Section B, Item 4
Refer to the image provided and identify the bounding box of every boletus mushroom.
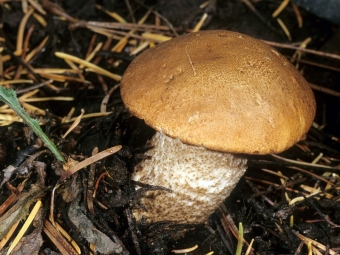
[120,30,316,224]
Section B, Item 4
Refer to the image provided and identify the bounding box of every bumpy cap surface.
[120,30,316,154]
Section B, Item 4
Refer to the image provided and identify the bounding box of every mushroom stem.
[132,132,247,224]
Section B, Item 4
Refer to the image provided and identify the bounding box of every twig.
[309,83,340,98]
[133,0,179,36]
[263,40,340,61]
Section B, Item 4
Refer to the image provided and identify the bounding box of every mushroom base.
[132,132,247,224]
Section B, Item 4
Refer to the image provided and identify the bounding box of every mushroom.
[120,30,316,224]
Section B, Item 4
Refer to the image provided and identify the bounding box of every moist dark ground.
[0,0,340,254]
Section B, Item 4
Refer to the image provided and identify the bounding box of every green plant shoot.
[235,222,244,255]
[0,87,65,163]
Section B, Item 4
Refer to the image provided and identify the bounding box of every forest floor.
[0,0,339,254]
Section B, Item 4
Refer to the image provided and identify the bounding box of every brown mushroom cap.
[120,30,316,154]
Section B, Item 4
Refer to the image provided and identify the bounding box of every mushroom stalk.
[132,132,247,224]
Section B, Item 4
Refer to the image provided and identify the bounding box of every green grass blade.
[0,87,65,162]
[235,222,243,255]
